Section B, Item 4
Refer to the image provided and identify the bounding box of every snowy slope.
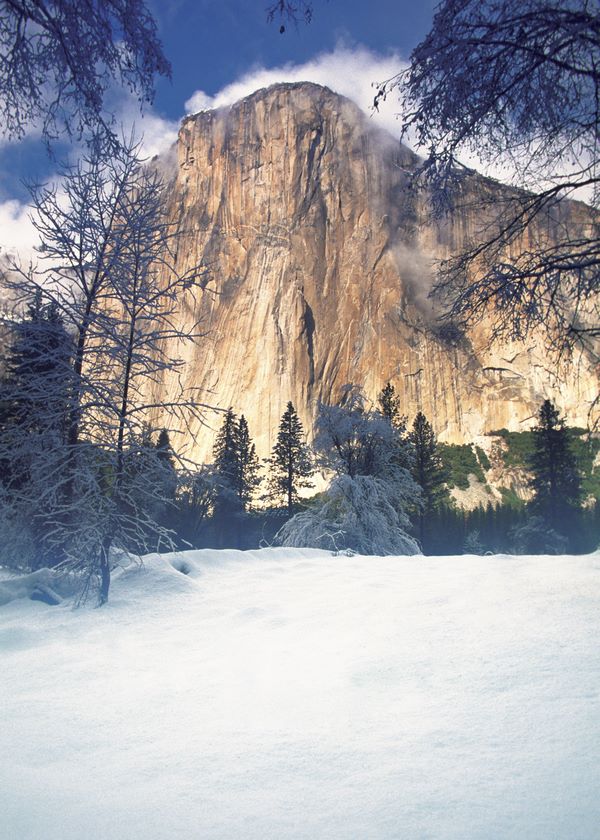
[1,548,599,840]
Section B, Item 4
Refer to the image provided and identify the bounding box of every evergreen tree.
[528,399,581,530]
[154,429,178,528]
[0,292,72,566]
[212,410,260,512]
[377,382,406,431]
[156,429,176,470]
[1,291,72,442]
[212,408,241,513]
[409,411,449,549]
[377,382,412,471]
[235,415,261,510]
[267,401,314,516]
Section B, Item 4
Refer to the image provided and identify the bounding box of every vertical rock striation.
[157,82,598,460]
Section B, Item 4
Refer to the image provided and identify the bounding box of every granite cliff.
[155,82,598,460]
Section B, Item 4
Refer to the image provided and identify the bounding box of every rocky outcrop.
[156,82,598,460]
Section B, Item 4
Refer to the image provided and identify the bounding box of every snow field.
[1,548,599,839]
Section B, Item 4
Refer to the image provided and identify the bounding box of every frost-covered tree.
[267,401,314,515]
[279,389,421,554]
[277,473,420,555]
[463,530,485,555]
[315,388,407,479]
[0,0,170,145]
[0,141,206,603]
[509,515,568,555]
[174,464,218,547]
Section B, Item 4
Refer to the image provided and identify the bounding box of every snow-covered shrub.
[314,389,413,479]
[509,516,568,555]
[0,491,36,572]
[464,530,485,554]
[276,474,421,555]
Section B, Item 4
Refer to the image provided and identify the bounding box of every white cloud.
[116,97,180,160]
[0,199,39,262]
[182,45,595,206]
[0,96,179,258]
[185,44,408,140]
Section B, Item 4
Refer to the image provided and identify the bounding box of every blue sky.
[0,1,438,255]
[151,0,437,120]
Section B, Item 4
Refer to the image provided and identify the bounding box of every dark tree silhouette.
[377,382,406,431]
[213,409,241,511]
[375,0,600,362]
[528,399,581,526]
[0,290,72,566]
[235,415,261,510]
[213,410,260,513]
[409,411,448,548]
[267,401,314,516]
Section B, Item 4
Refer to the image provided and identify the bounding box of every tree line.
[1,257,596,574]
[1,278,597,602]
[195,386,596,557]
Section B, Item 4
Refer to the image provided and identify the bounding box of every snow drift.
[1,547,599,839]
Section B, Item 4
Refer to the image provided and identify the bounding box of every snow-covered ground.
[1,548,599,840]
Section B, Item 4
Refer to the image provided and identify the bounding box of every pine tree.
[212,408,240,512]
[0,292,72,567]
[235,415,261,510]
[377,381,412,471]
[528,399,581,529]
[156,429,175,469]
[267,401,314,516]
[153,428,177,527]
[1,291,71,442]
[409,411,449,549]
[377,382,406,432]
[212,410,260,512]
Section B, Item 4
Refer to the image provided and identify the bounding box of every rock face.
[159,82,598,460]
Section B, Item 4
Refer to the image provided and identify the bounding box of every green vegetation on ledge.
[489,428,600,502]
[439,443,486,490]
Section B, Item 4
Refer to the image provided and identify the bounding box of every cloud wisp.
[185,44,408,139]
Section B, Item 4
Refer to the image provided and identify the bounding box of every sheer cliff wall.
[154,82,598,460]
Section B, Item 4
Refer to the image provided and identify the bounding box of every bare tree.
[373,0,599,362]
[0,0,170,145]
[0,142,209,603]
[266,1,315,30]
[279,2,599,363]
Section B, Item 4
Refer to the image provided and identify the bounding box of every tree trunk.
[98,537,112,605]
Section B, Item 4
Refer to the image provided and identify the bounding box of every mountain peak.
[167,75,597,463]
